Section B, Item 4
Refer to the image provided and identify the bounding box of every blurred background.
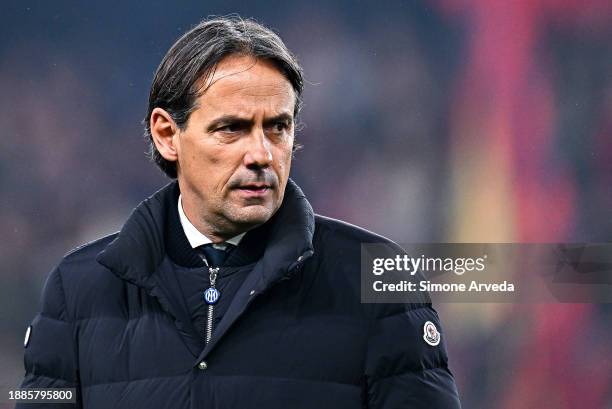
[1,0,611,408]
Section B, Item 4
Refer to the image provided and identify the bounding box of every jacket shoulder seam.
[314,214,396,243]
[63,232,119,259]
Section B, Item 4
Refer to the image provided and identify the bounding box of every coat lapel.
[96,182,203,357]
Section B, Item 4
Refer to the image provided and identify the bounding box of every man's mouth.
[235,184,272,197]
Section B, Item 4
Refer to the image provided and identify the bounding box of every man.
[17,16,461,408]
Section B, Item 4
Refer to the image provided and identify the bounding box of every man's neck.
[178,194,246,248]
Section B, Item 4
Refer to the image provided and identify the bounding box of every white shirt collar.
[178,194,245,250]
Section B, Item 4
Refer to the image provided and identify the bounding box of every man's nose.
[244,128,273,168]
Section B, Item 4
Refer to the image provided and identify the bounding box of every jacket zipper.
[205,266,219,344]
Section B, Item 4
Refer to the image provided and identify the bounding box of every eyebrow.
[206,113,294,132]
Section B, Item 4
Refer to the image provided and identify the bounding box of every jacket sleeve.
[365,303,461,408]
[15,266,82,408]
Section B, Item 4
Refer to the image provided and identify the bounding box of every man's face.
[169,55,296,239]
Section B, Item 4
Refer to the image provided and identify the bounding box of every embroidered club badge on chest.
[423,321,440,346]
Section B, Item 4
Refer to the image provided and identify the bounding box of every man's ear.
[150,107,180,162]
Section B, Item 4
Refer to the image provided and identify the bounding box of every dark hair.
[144,15,304,178]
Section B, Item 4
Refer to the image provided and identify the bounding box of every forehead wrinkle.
[202,97,293,121]
[199,84,295,117]
[193,56,296,120]
[206,66,293,92]
[218,82,291,97]
[201,57,293,98]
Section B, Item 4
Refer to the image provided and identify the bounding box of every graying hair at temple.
[143,15,305,179]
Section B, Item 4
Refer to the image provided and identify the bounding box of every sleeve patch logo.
[24,325,32,348]
[423,321,440,346]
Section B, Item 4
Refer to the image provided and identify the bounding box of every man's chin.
[228,204,276,228]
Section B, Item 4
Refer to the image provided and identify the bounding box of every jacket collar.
[165,182,277,269]
[96,178,315,290]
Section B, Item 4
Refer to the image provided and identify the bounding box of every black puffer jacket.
[17,180,461,408]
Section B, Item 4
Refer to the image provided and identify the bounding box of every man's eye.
[271,122,288,133]
[217,124,241,133]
